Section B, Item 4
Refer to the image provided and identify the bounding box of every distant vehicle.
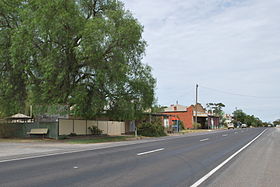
[227,123,234,129]
[241,124,247,128]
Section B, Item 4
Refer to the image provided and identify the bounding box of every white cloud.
[122,0,280,121]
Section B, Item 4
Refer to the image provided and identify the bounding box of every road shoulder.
[203,128,280,187]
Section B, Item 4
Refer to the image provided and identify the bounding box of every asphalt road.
[0,127,273,187]
[204,127,280,187]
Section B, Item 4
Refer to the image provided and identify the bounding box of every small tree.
[207,103,226,126]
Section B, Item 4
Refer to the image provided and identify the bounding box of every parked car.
[227,123,234,129]
[241,124,247,128]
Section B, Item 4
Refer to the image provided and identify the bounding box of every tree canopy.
[206,102,225,116]
[273,119,280,126]
[206,102,226,125]
[232,109,263,127]
[0,0,156,119]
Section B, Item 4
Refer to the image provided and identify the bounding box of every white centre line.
[137,148,165,156]
[235,132,238,134]
[200,138,209,142]
[190,129,267,187]
[222,134,228,137]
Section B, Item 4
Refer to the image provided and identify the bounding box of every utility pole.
[195,84,198,124]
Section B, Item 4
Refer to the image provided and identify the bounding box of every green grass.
[63,136,135,144]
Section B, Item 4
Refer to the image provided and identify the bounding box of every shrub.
[138,122,167,137]
[88,126,103,135]
[69,132,77,136]
[178,120,185,130]
[193,122,202,129]
[58,135,68,140]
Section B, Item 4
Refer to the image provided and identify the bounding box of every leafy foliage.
[88,126,103,135]
[193,122,202,129]
[273,119,280,126]
[178,120,185,130]
[206,103,225,115]
[232,109,263,127]
[138,122,167,137]
[0,0,155,119]
[150,104,166,113]
[206,102,226,125]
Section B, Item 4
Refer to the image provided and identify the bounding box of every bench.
[27,128,48,138]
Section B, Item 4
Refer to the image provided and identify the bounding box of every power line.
[200,85,280,99]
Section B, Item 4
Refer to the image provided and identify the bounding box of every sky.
[121,0,280,122]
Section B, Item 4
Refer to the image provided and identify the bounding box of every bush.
[88,126,103,135]
[178,120,185,130]
[69,132,77,136]
[138,122,167,137]
[58,135,68,140]
[193,122,202,129]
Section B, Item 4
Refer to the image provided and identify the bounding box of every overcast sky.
[122,0,280,122]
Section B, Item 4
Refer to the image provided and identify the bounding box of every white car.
[241,124,247,128]
[227,123,234,129]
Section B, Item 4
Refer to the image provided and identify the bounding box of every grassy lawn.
[62,135,136,144]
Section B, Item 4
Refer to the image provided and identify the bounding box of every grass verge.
[62,136,135,144]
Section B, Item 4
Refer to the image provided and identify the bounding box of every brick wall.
[162,106,194,129]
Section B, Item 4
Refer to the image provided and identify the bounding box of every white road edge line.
[200,138,209,142]
[190,129,267,187]
[222,134,228,137]
[137,148,165,156]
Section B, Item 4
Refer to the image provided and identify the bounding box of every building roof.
[9,113,31,119]
[164,104,188,112]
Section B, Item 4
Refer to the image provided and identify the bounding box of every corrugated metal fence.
[58,119,125,136]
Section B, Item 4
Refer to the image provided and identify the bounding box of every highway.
[0,127,276,187]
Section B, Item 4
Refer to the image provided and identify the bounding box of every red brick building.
[162,104,194,129]
[162,103,219,129]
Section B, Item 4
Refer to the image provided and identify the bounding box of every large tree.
[0,0,155,119]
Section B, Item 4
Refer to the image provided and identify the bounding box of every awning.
[170,116,179,121]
